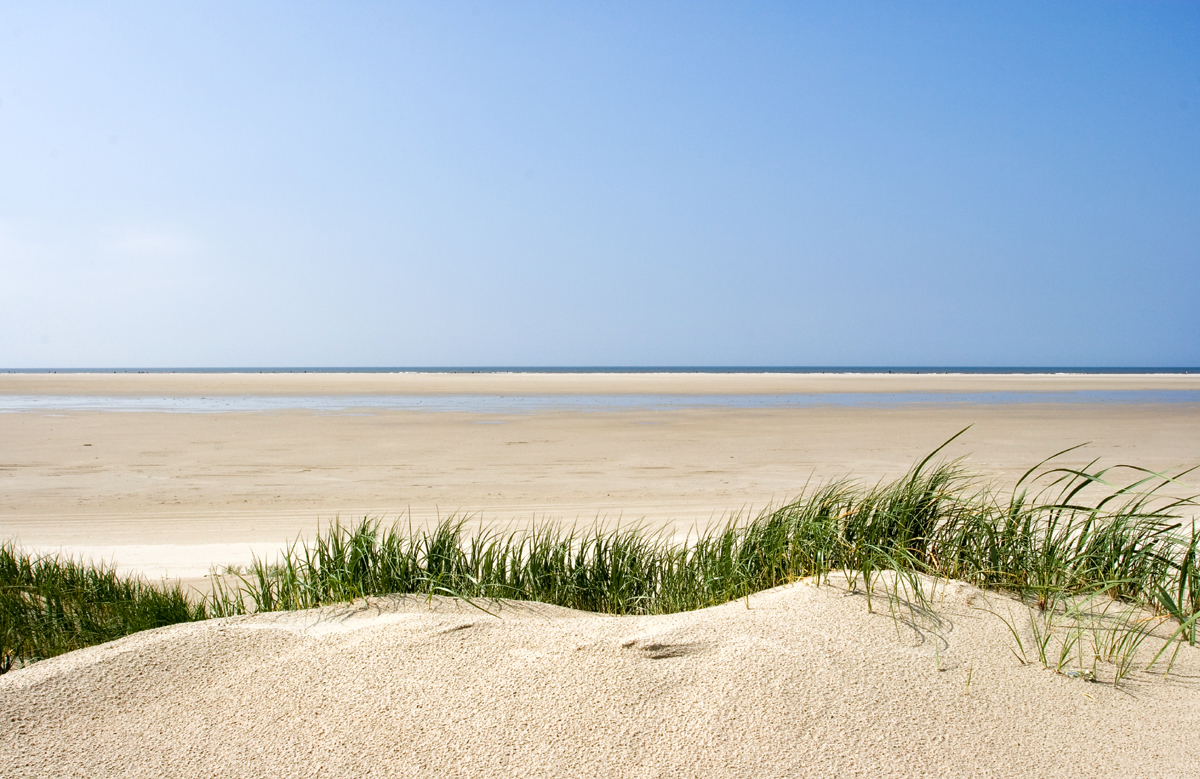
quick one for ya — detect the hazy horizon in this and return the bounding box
[3,366,1197,375]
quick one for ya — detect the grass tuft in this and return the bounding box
[2,440,1197,681]
[0,546,204,670]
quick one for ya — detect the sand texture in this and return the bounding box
[3,374,1199,776]
[3,399,1198,583]
[4,579,1199,778]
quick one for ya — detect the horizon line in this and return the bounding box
[2,366,1198,375]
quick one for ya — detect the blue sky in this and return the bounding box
[1,2,1197,368]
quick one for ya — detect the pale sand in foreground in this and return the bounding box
[1,373,1198,583]
[3,578,1198,778]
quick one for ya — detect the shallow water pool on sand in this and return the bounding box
[2,390,1199,414]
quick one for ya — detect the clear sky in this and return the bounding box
[1,2,1197,368]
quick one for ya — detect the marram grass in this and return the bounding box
[3,434,1198,675]
[0,548,203,671]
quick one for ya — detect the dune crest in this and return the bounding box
[3,578,1198,778]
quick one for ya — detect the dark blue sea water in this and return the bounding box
[2,366,1197,374]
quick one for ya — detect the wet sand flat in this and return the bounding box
[3,370,1198,396]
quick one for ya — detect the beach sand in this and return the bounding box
[1,373,1198,584]
[3,579,1199,778]
[2,373,1199,777]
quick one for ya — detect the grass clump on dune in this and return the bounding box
[211,434,1198,625]
[0,548,204,672]
[3,431,1198,678]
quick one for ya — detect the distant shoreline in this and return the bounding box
[3,390,1200,415]
[4,371,1199,397]
[1,366,1197,375]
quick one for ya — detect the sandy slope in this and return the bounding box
[3,579,1198,778]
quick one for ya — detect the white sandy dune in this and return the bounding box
[3,577,1198,778]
